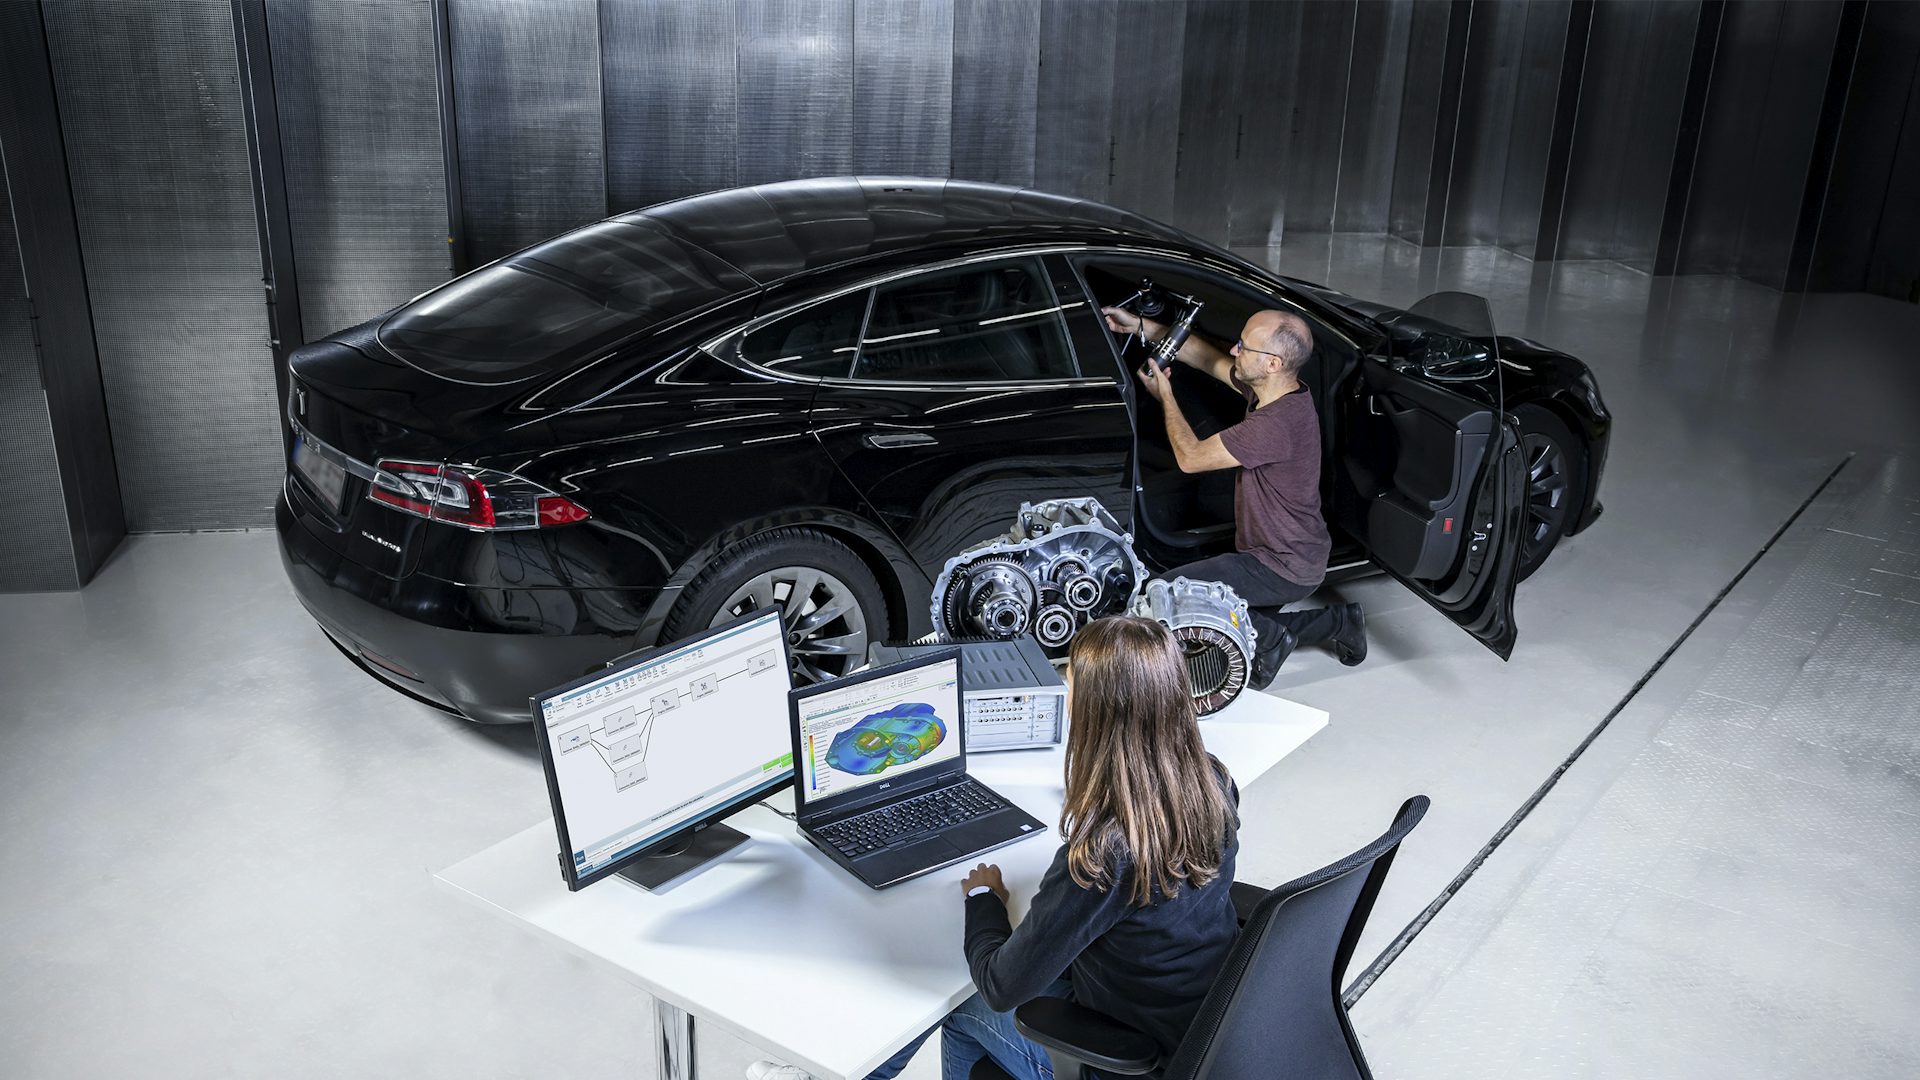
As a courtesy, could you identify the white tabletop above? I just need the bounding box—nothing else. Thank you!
[434,691,1327,1080]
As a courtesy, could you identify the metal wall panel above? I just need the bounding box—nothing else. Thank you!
[1388,0,1453,241]
[852,0,953,176]
[269,0,449,338]
[1280,0,1357,236]
[1107,0,1185,220]
[1681,0,1842,285]
[1738,1,1843,288]
[1230,0,1304,246]
[1171,0,1247,241]
[1559,0,1696,268]
[1336,0,1416,233]
[1809,0,1910,293]
[43,0,282,533]
[0,157,78,591]
[1679,0,1781,276]
[736,0,854,186]
[602,0,737,213]
[1446,0,1568,250]
[1495,0,1569,252]
[449,0,605,265]
[1034,0,1118,203]
[950,0,1039,186]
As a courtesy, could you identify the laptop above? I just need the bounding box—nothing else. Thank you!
[788,647,1047,889]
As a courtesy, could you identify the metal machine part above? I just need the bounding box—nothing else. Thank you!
[931,498,1148,657]
[1132,577,1259,717]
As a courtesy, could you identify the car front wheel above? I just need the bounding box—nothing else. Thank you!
[661,527,889,685]
[1515,405,1587,582]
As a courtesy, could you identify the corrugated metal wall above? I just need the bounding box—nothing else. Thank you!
[42,0,282,534]
[449,0,606,265]
[268,0,450,338]
[0,154,79,591]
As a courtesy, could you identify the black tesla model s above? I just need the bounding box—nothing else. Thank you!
[277,178,1609,723]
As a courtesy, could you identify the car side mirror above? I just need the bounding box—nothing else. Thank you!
[1413,332,1496,382]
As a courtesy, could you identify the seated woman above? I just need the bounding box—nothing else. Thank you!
[751,614,1243,1080]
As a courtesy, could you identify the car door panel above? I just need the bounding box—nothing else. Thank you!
[1333,356,1523,657]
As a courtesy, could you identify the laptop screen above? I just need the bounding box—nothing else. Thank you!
[794,654,963,808]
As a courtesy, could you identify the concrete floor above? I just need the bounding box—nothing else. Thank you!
[2,237,1916,1078]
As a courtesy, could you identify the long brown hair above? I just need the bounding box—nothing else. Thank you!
[1062,616,1236,905]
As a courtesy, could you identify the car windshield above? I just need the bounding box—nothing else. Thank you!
[377,220,753,385]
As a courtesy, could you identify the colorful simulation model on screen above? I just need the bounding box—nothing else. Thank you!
[795,655,962,806]
[536,610,792,881]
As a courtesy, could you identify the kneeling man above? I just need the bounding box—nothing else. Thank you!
[1103,305,1367,687]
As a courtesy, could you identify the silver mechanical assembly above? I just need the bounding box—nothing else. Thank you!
[930,498,1148,657]
[1132,576,1259,717]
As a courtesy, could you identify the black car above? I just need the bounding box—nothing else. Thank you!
[277,178,1609,723]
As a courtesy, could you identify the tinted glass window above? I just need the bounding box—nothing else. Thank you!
[853,259,1077,382]
[734,291,871,378]
[378,220,752,385]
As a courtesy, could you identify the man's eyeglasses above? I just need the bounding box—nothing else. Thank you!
[1232,339,1284,360]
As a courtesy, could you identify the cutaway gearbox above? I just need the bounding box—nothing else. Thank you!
[1131,577,1259,716]
[930,498,1147,654]
[929,499,1260,717]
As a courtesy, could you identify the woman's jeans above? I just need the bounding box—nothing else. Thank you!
[861,978,1071,1080]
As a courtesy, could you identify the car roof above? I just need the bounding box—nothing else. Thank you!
[614,177,1203,287]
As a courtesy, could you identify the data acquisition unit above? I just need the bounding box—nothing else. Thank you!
[864,636,1066,751]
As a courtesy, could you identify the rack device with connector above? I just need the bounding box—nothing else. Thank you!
[531,607,794,892]
[865,636,1067,751]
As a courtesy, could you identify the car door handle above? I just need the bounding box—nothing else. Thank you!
[864,432,937,449]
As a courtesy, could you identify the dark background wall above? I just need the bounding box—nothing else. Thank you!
[1,0,1914,590]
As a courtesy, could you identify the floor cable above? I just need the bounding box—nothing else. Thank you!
[1341,452,1854,1008]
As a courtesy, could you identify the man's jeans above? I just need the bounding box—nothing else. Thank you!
[861,978,1072,1080]
[1164,552,1342,652]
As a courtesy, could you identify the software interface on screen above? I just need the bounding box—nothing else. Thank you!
[796,656,962,807]
[538,611,791,879]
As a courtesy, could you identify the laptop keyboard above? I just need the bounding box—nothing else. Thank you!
[816,782,1007,857]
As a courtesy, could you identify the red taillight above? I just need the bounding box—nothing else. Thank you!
[368,460,588,531]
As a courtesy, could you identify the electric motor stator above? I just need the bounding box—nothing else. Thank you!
[1131,576,1259,716]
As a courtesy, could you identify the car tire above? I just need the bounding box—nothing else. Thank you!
[661,527,890,685]
[1514,405,1587,582]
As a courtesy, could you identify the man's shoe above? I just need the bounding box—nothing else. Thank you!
[1250,627,1296,690]
[1331,603,1367,666]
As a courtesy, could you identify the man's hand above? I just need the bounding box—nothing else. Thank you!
[962,863,1008,904]
[1102,306,1143,335]
[1134,361,1168,404]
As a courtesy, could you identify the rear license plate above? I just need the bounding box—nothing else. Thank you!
[292,436,348,513]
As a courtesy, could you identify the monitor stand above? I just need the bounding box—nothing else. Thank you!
[616,823,750,892]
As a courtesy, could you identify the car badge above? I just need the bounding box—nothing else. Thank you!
[361,531,402,555]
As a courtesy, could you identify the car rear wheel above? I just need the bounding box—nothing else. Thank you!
[662,528,889,685]
[1515,405,1586,582]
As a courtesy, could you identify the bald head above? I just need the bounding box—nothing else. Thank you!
[1240,310,1313,378]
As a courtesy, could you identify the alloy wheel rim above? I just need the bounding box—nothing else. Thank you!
[712,565,869,684]
[1521,432,1570,560]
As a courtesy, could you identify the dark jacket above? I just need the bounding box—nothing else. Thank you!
[962,767,1241,1060]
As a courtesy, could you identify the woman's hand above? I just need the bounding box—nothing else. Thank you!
[962,863,1008,905]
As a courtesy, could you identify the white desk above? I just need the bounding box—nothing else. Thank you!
[434,691,1327,1080]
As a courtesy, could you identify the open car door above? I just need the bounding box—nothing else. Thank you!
[1330,292,1526,658]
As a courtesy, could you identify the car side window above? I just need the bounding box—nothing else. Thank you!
[852,259,1078,383]
[735,291,872,378]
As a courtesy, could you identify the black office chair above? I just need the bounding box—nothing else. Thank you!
[972,796,1430,1080]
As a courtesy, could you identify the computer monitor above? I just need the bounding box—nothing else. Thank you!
[791,650,965,814]
[533,608,792,891]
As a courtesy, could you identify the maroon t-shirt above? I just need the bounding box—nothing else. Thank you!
[1218,381,1332,586]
